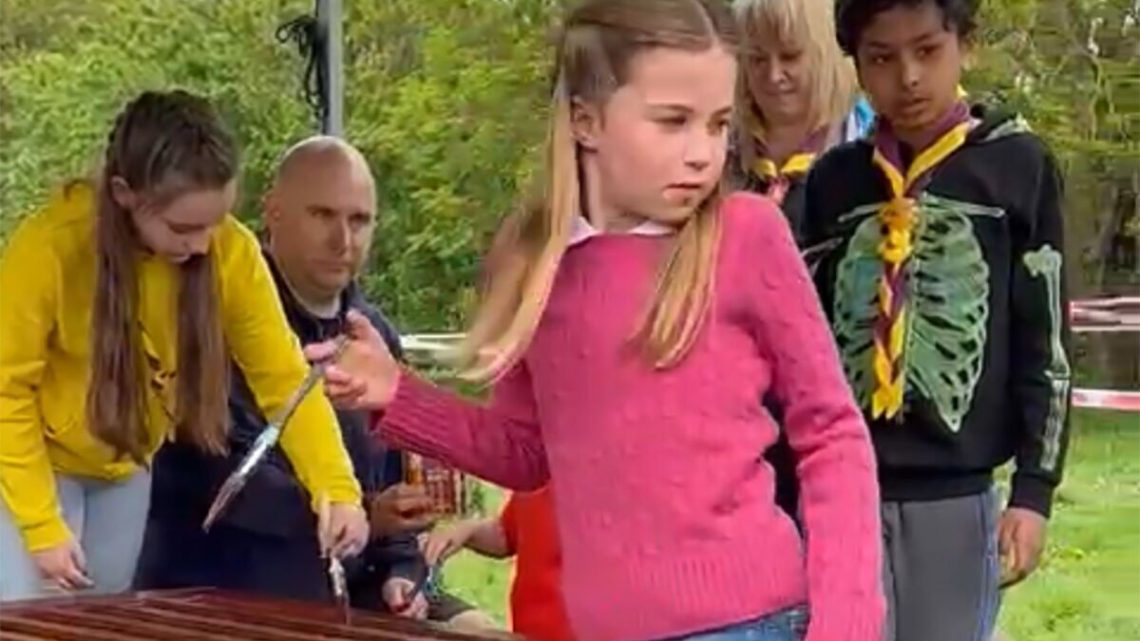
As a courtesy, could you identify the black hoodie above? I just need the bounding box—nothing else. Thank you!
[800,105,1072,518]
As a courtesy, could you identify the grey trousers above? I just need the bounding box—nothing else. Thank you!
[0,471,151,601]
[881,489,1002,641]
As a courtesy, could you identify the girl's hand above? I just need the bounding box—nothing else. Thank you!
[382,576,428,619]
[420,520,479,567]
[319,499,370,559]
[304,310,400,411]
[32,538,93,591]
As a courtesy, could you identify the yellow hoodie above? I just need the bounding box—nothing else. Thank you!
[0,183,361,551]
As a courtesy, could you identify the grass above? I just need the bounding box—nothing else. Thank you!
[996,410,1140,641]
[435,485,512,627]
[439,409,1140,639]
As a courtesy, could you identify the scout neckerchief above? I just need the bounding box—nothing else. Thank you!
[749,125,830,206]
[869,100,972,420]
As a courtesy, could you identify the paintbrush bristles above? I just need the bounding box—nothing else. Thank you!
[201,476,241,532]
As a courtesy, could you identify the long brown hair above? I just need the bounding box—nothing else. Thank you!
[453,0,737,381]
[88,90,238,462]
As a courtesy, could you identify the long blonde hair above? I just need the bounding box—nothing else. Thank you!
[733,0,857,168]
[453,0,737,382]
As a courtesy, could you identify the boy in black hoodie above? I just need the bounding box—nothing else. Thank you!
[802,1,1071,639]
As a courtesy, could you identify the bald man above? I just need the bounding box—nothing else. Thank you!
[263,136,377,316]
[135,137,495,630]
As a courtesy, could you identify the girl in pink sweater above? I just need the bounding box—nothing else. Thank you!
[306,1,883,639]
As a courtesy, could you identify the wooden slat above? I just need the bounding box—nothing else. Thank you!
[0,589,523,641]
[0,630,54,641]
[98,601,395,641]
[0,616,145,641]
[35,608,258,641]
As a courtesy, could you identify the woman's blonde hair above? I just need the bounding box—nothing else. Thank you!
[733,0,858,168]
[452,0,737,382]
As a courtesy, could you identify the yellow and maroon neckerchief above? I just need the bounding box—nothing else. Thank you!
[869,100,972,420]
[749,125,829,205]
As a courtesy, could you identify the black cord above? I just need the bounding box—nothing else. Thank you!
[276,12,327,127]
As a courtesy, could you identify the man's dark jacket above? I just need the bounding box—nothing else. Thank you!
[134,250,423,605]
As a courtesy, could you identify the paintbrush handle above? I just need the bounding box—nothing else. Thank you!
[266,362,327,427]
[234,425,282,477]
[237,335,349,475]
[267,334,349,428]
[402,562,440,606]
[203,336,349,532]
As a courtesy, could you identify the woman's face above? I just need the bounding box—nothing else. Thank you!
[114,178,237,263]
[744,36,813,127]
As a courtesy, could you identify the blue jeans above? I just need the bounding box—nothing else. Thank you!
[668,606,809,641]
[0,471,151,601]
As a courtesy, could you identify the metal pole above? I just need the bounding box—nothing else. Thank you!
[315,0,344,136]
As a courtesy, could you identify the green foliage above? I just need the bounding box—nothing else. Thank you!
[968,0,1139,297]
[0,0,1135,337]
[0,0,313,241]
[343,0,550,331]
[0,0,553,334]
[971,0,1138,167]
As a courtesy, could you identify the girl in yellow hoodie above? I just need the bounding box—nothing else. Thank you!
[0,90,368,600]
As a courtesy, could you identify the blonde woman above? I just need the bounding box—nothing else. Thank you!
[731,0,873,240]
[730,0,873,525]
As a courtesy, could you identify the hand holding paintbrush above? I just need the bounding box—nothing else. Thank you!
[315,492,368,561]
[302,310,401,413]
[319,493,353,624]
[203,335,354,532]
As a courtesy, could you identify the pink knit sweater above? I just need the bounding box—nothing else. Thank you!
[377,193,883,641]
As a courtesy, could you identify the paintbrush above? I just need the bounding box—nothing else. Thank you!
[319,492,353,625]
[395,560,439,615]
[202,335,350,531]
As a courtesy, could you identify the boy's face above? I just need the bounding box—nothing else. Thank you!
[854,1,965,141]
